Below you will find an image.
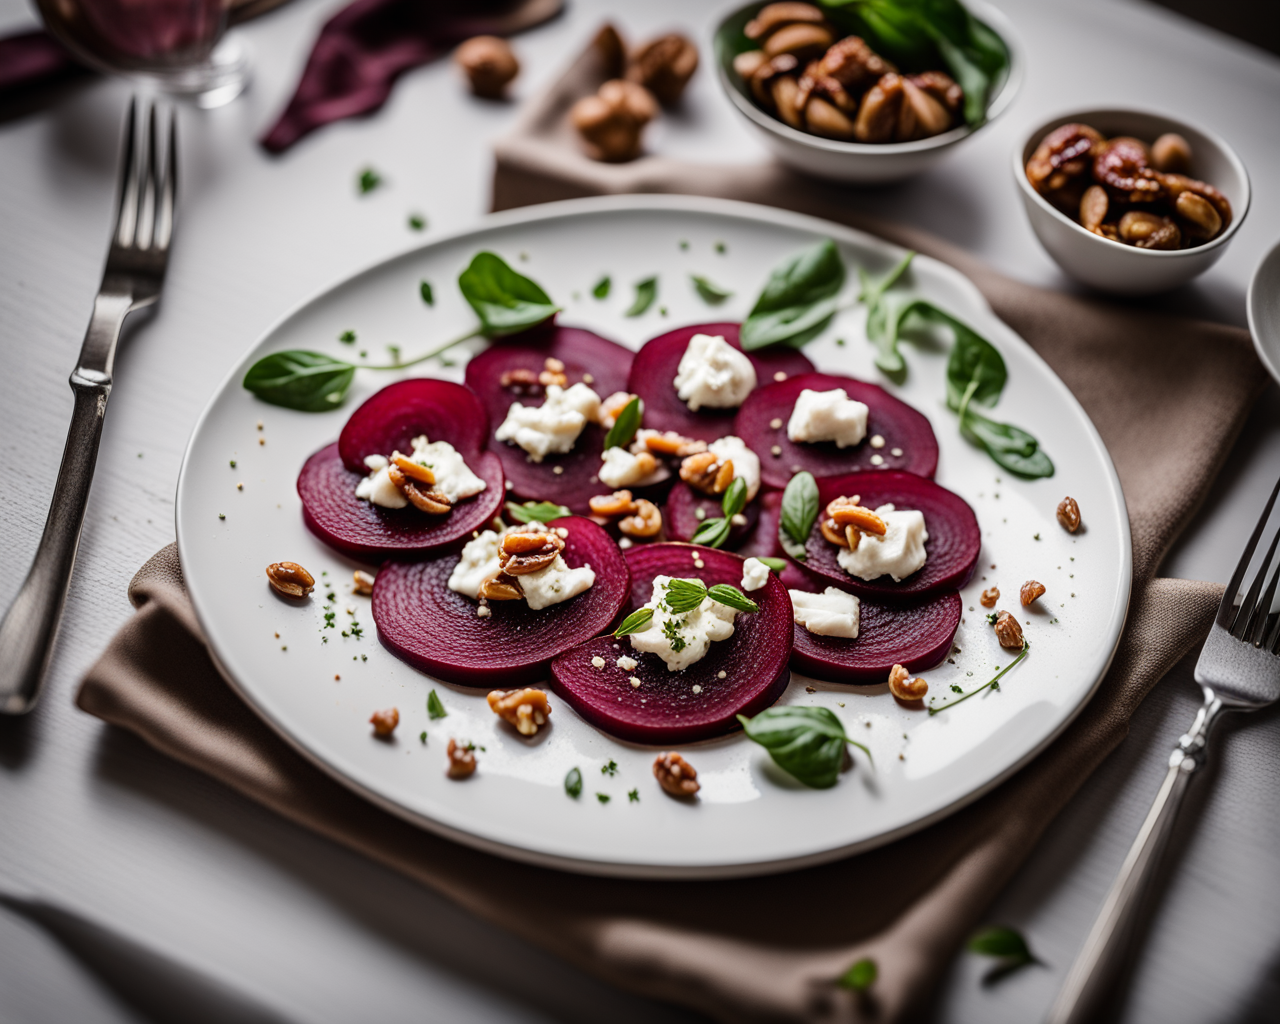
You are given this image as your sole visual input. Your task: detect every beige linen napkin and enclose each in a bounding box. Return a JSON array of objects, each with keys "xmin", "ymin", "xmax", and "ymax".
[{"xmin": 78, "ymin": 27, "xmax": 1266, "ymax": 1024}]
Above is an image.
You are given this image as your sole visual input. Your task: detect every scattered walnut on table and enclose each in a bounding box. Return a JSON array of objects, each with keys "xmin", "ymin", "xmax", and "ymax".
[
  {"xmin": 352, "ymin": 569, "xmax": 376, "ymax": 596},
  {"xmin": 447, "ymin": 738, "xmax": 477, "ymax": 779},
  {"xmin": 265, "ymin": 561, "xmax": 314, "ymax": 598},
  {"xmin": 888, "ymin": 663, "xmax": 928, "ymax": 702},
  {"xmin": 993, "ymin": 610, "xmax": 1024, "ymax": 649},
  {"xmin": 653, "ymin": 751, "xmax": 700, "ymax": 798},
  {"xmin": 370, "ymin": 707, "xmax": 399, "ymax": 738},
  {"xmin": 570, "ymin": 78, "xmax": 658, "ymax": 162},
  {"xmin": 487, "ymin": 687, "xmax": 552, "ymax": 737},
  {"xmin": 980, "ymin": 586, "xmax": 999, "ymax": 608},
  {"xmin": 1057, "ymin": 496, "xmax": 1081, "ymax": 533},
  {"xmin": 1020, "ymin": 580, "xmax": 1046, "ymax": 606},
  {"xmin": 627, "ymin": 33, "xmax": 699, "ymax": 106},
  {"xmin": 455, "ymin": 35, "xmax": 519, "ymax": 99}
]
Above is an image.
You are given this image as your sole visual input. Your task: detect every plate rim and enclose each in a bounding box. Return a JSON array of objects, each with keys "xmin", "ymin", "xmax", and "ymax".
[{"xmin": 175, "ymin": 193, "xmax": 1133, "ymax": 878}]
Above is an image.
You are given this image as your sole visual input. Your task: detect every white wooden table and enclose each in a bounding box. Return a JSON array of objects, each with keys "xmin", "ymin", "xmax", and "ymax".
[{"xmin": 2, "ymin": 0, "xmax": 1278, "ymax": 1021}]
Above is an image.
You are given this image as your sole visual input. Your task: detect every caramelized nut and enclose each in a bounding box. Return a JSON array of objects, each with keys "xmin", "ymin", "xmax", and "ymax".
[
  {"xmin": 745, "ymin": 2, "xmax": 825, "ymax": 41},
  {"xmin": 570, "ymin": 80, "xmax": 657, "ymax": 162},
  {"xmin": 598, "ymin": 391, "xmax": 638, "ymax": 428},
  {"xmin": 1020, "ymin": 580, "xmax": 1046, "ymax": 606},
  {"xmin": 680, "ymin": 451, "xmax": 733, "ymax": 495},
  {"xmin": 643, "ymin": 430, "xmax": 706, "ymax": 457},
  {"xmin": 733, "ymin": 49, "xmax": 769, "ymax": 79},
  {"xmin": 447, "ymin": 738, "xmax": 477, "ymax": 779},
  {"xmin": 499, "ymin": 367, "xmax": 540, "ymax": 391},
  {"xmin": 627, "ymin": 33, "xmax": 699, "ymax": 106},
  {"xmin": 479, "ymin": 573, "xmax": 523, "ymax": 601},
  {"xmin": 854, "ymin": 72, "xmax": 903, "ymax": 143},
  {"xmin": 980, "ymin": 586, "xmax": 999, "ymax": 608},
  {"xmin": 618, "ymin": 499, "xmax": 662, "ymax": 538},
  {"xmin": 370, "ymin": 707, "xmax": 399, "ymax": 737},
  {"xmin": 770, "ymin": 74, "xmax": 804, "ymax": 130},
  {"xmin": 589, "ymin": 490, "xmax": 638, "ymax": 517},
  {"xmin": 1057, "ymin": 496, "xmax": 1081, "ymax": 533},
  {"xmin": 653, "ymin": 751, "xmax": 700, "ymax": 797},
  {"xmin": 352, "ymin": 569, "xmax": 376, "ymax": 595},
  {"xmin": 829, "ymin": 503, "xmax": 887, "ymax": 536},
  {"xmin": 820, "ymin": 516, "xmax": 852, "ymax": 548},
  {"xmin": 487, "ymin": 687, "xmax": 552, "ymax": 736},
  {"xmin": 805, "ymin": 96, "xmax": 855, "ymax": 140},
  {"xmin": 387, "ymin": 465, "xmax": 453, "ymax": 514},
  {"xmin": 538, "ymin": 368, "xmax": 569, "ymax": 388},
  {"xmin": 888, "ymin": 663, "xmax": 928, "ymax": 701},
  {"xmin": 1175, "ymin": 191, "xmax": 1222, "ymax": 239},
  {"xmin": 266, "ymin": 561, "xmax": 315, "ymax": 598},
  {"xmin": 391, "ymin": 453, "xmax": 435, "ymax": 485},
  {"xmin": 456, "ymin": 35, "xmax": 518, "ymax": 98},
  {"xmin": 763, "ymin": 22, "xmax": 834, "ymax": 60},
  {"xmin": 1118, "ymin": 210, "xmax": 1180, "ymax": 250},
  {"xmin": 994, "ymin": 610, "xmax": 1024, "ymax": 649},
  {"xmin": 1151, "ymin": 132, "xmax": 1191, "ymax": 174},
  {"xmin": 499, "ymin": 527, "xmax": 563, "ymax": 575},
  {"xmin": 1080, "ymin": 185, "xmax": 1109, "ymax": 234}
]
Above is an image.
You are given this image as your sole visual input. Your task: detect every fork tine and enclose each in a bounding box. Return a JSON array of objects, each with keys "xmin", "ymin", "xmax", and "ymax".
[
  {"xmin": 1242, "ymin": 522, "xmax": 1280, "ymax": 643},
  {"xmin": 154, "ymin": 107, "xmax": 177, "ymax": 253},
  {"xmin": 137, "ymin": 101, "xmax": 158, "ymax": 251},
  {"xmin": 112, "ymin": 98, "xmax": 139, "ymax": 249},
  {"xmin": 1220, "ymin": 474, "xmax": 1280, "ymax": 631}
]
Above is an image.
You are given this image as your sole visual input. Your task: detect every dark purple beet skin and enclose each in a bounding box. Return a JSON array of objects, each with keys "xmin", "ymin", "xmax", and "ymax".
[
  {"xmin": 549, "ymin": 544, "xmax": 794, "ymax": 744},
  {"xmin": 663, "ymin": 482, "xmax": 759, "ymax": 548},
  {"xmin": 465, "ymin": 325, "xmax": 635, "ymax": 514},
  {"xmin": 797, "ymin": 471, "xmax": 981, "ymax": 602},
  {"xmin": 299, "ymin": 444, "xmax": 505, "ymax": 562},
  {"xmin": 336, "ymin": 378, "xmax": 490, "ymax": 472},
  {"xmin": 626, "ymin": 324, "xmax": 814, "ymax": 443},
  {"xmin": 372, "ymin": 517, "xmax": 630, "ymax": 687},
  {"xmin": 736, "ymin": 372, "xmax": 939, "ymax": 489}
]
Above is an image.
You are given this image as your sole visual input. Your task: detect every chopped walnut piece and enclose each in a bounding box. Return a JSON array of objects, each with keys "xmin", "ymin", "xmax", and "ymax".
[
  {"xmin": 265, "ymin": 561, "xmax": 315, "ymax": 598},
  {"xmin": 829, "ymin": 502, "xmax": 887, "ymax": 536},
  {"xmin": 387, "ymin": 465, "xmax": 453, "ymax": 514},
  {"xmin": 887, "ymin": 663, "xmax": 928, "ymax": 701},
  {"xmin": 1020, "ymin": 580, "xmax": 1046, "ymax": 606},
  {"xmin": 455, "ymin": 35, "xmax": 519, "ymax": 98},
  {"xmin": 370, "ymin": 707, "xmax": 399, "ymax": 737},
  {"xmin": 598, "ymin": 391, "xmax": 638, "ymax": 428},
  {"xmin": 352, "ymin": 569, "xmax": 376, "ymax": 595},
  {"xmin": 538, "ymin": 356, "xmax": 568, "ymax": 388},
  {"xmin": 627, "ymin": 33, "xmax": 699, "ymax": 106},
  {"xmin": 487, "ymin": 687, "xmax": 552, "ymax": 736},
  {"xmin": 653, "ymin": 751, "xmax": 700, "ymax": 797},
  {"xmin": 680, "ymin": 451, "xmax": 734, "ymax": 495},
  {"xmin": 619, "ymin": 498, "xmax": 662, "ymax": 538},
  {"xmin": 642, "ymin": 430, "xmax": 705, "ymax": 457},
  {"xmin": 479, "ymin": 572, "xmax": 523, "ymax": 601},
  {"xmin": 447, "ymin": 738, "xmax": 477, "ymax": 779},
  {"xmin": 499, "ymin": 525, "xmax": 565, "ymax": 575},
  {"xmin": 390, "ymin": 453, "xmax": 435, "ymax": 485},
  {"xmin": 980, "ymin": 586, "xmax": 999, "ymax": 608},
  {"xmin": 589, "ymin": 489, "xmax": 639, "ymax": 517},
  {"xmin": 1057, "ymin": 496, "xmax": 1081, "ymax": 533},
  {"xmin": 994, "ymin": 610, "xmax": 1024, "ymax": 649},
  {"xmin": 499, "ymin": 368, "xmax": 541, "ymax": 393}
]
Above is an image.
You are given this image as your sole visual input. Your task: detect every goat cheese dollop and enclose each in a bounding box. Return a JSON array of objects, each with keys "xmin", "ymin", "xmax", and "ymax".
[
  {"xmin": 837, "ymin": 504, "xmax": 928, "ymax": 582},
  {"xmin": 790, "ymin": 587, "xmax": 861, "ymax": 638},
  {"xmin": 708, "ymin": 435, "xmax": 761, "ymax": 501},
  {"xmin": 447, "ymin": 529, "xmax": 595, "ymax": 609},
  {"xmin": 673, "ymin": 334, "xmax": 757, "ymax": 412},
  {"xmin": 598, "ymin": 446, "xmax": 667, "ymax": 489},
  {"xmin": 495, "ymin": 383, "xmax": 601, "ymax": 462},
  {"xmin": 740, "ymin": 557, "xmax": 771, "ymax": 592},
  {"xmin": 787, "ymin": 388, "xmax": 870, "ymax": 448},
  {"xmin": 355, "ymin": 435, "xmax": 486, "ymax": 509},
  {"xmin": 627, "ymin": 575, "xmax": 739, "ymax": 671}
]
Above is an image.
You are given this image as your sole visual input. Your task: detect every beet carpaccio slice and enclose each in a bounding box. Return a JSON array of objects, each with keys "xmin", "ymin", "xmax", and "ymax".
[
  {"xmin": 337, "ymin": 377, "xmax": 490, "ymax": 472},
  {"xmin": 627, "ymin": 323, "xmax": 814, "ymax": 442},
  {"xmin": 796, "ymin": 471, "xmax": 980, "ymax": 602},
  {"xmin": 372, "ymin": 516, "xmax": 630, "ymax": 687},
  {"xmin": 735, "ymin": 490, "xmax": 816, "ymax": 591},
  {"xmin": 465, "ymin": 325, "xmax": 635, "ymax": 514},
  {"xmin": 736, "ymin": 372, "xmax": 939, "ymax": 489},
  {"xmin": 549, "ymin": 544, "xmax": 793, "ymax": 743},
  {"xmin": 663, "ymin": 482, "xmax": 759, "ymax": 548},
  {"xmin": 299, "ymin": 444, "xmax": 504, "ymax": 561}
]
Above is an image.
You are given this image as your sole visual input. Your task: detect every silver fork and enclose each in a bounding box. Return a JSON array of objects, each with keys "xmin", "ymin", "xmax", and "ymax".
[
  {"xmin": 0, "ymin": 98, "xmax": 177, "ymax": 715},
  {"xmin": 1047, "ymin": 475, "xmax": 1280, "ymax": 1024}
]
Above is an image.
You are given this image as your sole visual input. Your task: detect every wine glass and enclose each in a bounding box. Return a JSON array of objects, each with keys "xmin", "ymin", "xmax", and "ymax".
[{"xmin": 35, "ymin": 0, "xmax": 250, "ymax": 107}]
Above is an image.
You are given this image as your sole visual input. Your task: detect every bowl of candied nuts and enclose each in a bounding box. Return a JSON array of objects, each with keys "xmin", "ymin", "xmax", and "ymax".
[
  {"xmin": 1015, "ymin": 109, "xmax": 1250, "ymax": 295},
  {"xmin": 714, "ymin": 0, "xmax": 1023, "ymax": 184}
]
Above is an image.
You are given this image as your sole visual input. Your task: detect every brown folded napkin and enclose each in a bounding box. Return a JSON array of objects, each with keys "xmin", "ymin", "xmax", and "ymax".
[{"xmin": 78, "ymin": 28, "xmax": 1267, "ymax": 1024}]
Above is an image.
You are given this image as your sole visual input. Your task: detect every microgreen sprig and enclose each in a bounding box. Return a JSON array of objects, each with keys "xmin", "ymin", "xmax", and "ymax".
[{"xmin": 691, "ymin": 477, "xmax": 748, "ymax": 549}]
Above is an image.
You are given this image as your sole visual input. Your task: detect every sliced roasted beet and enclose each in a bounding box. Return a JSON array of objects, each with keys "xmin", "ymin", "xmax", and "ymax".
[
  {"xmin": 662, "ymin": 482, "xmax": 759, "ymax": 548},
  {"xmin": 626, "ymin": 323, "xmax": 814, "ymax": 442},
  {"xmin": 736, "ymin": 490, "xmax": 813, "ymax": 591},
  {"xmin": 464, "ymin": 325, "xmax": 636, "ymax": 514},
  {"xmin": 549, "ymin": 544, "xmax": 793, "ymax": 744},
  {"xmin": 372, "ymin": 516, "xmax": 630, "ymax": 687},
  {"xmin": 736, "ymin": 372, "xmax": 938, "ymax": 490},
  {"xmin": 790, "ymin": 590, "xmax": 962, "ymax": 685},
  {"xmin": 299, "ymin": 443, "xmax": 505, "ymax": 561},
  {"xmin": 337, "ymin": 378, "xmax": 490, "ymax": 472},
  {"xmin": 797, "ymin": 471, "xmax": 980, "ymax": 602}
]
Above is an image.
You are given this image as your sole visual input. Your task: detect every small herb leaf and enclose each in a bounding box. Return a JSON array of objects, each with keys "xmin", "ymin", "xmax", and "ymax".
[
  {"xmin": 691, "ymin": 517, "xmax": 732, "ymax": 549},
  {"xmin": 664, "ymin": 579, "xmax": 708, "ymax": 614},
  {"xmin": 565, "ymin": 767, "xmax": 583, "ymax": 798},
  {"xmin": 706, "ymin": 584, "xmax": 758, "ymax": 614},
  {"xmin": 968, "ymin": 926, "xmax": 1032, "ymax": 960},
  {"xmin": 505, "ymin": 500, "xmax": 570, "ymax": 524},
  {"xmin": 614, "ymin": 608, "xmax": 654, "ymax": 638},
  {"xmin": 357, "ymin": 167, "xmax": 382, "ymax": 194},
  {"xmin": 960, "ymin": 410, "xmax": 1055, "ymax": 478},
  {"xmin": 626, "ymin": 276, "xmax": 658, "ymax": 317},
  {"xmin": 242, "ymin": 351, "xmax": 355, "ymax": 412},
  {"xmin": 738, "ymin": 706, "xmax": 864, "ymax": 789},
  {"xmin": 838, "ymin": 958, "xmax": 878, "ymax": 992},
  {"xmin": 741, "ymin": 239, "xmax": 845, "ymax": 350},
  {"xmin": 427, "ymin": 690, "xmax": 447, "ymax": 719},
  {"xmin": 780, "ymin": 471, "xmax": 819, "ymax": 551},
  {"xmin": 419, "ymin": 280, "xmax": 434, "ymax": 306},
  {"xmin": 458, "ymin": 251, "xmax": 560, "ymax": 337},
  {"xmin": 690, "ymin": 274, "xmax": 733, "ymax": 304},
  {"xmin": 758, "ymin": 556, "xmax": 787, "ymax": 573},
  {"xmin": 592, "ymin": 275, "xmax": 611, "ymax": 299},
  {"xmin": 721, "ymin": 477, "xmax": 748, "ymax": 519},
  {"xmin": 603, "ymin": 397, "xmax": 642, "ymax": 450}
]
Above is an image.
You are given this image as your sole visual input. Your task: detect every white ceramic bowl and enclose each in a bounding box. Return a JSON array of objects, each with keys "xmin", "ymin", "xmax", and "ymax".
[
  {"xmin": 1247, "ymin": 237, "xmax": 1280, "ymax": 385},
  {"xmin": 713, "ymin": 0, "xmax": 1023, "ymax": 185},
  {"xmin": 1014, "ymin": 109, "xmax": 1250, "ymax": 296}
]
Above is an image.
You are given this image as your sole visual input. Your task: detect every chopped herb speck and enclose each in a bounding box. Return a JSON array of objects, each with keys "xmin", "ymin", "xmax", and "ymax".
[
  {"xmin": 419, "ymin": 731, "xmax": 427, "ymax": 744},
  {"xmin": 602, "ymin": 759, "xmax": 618, "ymax": 776},
  {"xmin": 218, "ymin": 513, "xmax": 225, "ymax": 520},
  {"xmin": 597, "ymin": 793, "xmax": 610, "ymax": 804},
  {"xmin": 357, "ymin": 168, "xmax": 382, "ymax": 194},
  {"xmin": 628, "ymin": 789, "xmax": 639, "ymax": 802},
  {"xmin": 408, "ymin": 213, "xmax": 426, "ymax": 231},
  {"xmin": 339, "ymin": 330, "xmax": 356, "ymax": 343},
  {"xmin": 420, "ymin": 280, "xmax": 434, "ymax": 305}
]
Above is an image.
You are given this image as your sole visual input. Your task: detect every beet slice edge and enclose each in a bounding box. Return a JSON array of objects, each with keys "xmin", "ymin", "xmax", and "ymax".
[
  {"xmin": 549, "ymin": 544, "xmax": 793, "ymax": 744},
  {"xmin": 736, "ymin": 372, "xmax": 939, "ymax": 489},
  {"xmin": 337, "ymin": 378, "xmax": 490, "ymax": 473},
  {"xmin": 372, "ymin": 516, "xmax": 630, "ymax": 687},
  {"xmin": 627, "ymin": 323, "xmax": 814, "ymax": 443}
]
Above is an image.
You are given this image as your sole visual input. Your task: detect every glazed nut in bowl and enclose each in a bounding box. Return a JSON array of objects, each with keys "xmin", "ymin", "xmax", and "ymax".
[
  {"xmin": 713, "ymin": 0, "xmax": 1023, "ymax": 184},
  {"xmin": 1014, "ymin": 108, "xmax": 1250, "ymax": 296}
]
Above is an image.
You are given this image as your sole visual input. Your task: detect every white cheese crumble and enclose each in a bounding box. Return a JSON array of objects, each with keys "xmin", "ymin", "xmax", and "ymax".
[
  {"xmin": 447, "ymin": 530, "xmax": 502, "ymax": 599},
  {"xmin": 787, "ymin": 388, "xmax": 869, "ymax": 449},
  {"xmin": 741, "ymin": 557, "xmax": 770, "ymax": 592},
  {"xmin": 673, "ymin": 334, "xmax": 757, "ymax": 411},
  {"xmin": 837, "ymin": 504, "xmax": 928, "ymax": 582},
  {"xmin": 494, "ymin": 383, "xmax": 601, "ymax": 462},
  {"xmin": 616, "ymin": 655, "xmax": 637, "ymax": 671},
  {"xmin": 598, "ymin": 446, "xmax": 667, "ymax": 489},
  {"xmin": 591, "ymin": 656, "xmax": 606, "ymax": 669},
  {"xmin": 627, "ymin": 575, "xmax": 739, "ymax": 671},
  {"xmin": 790, "ymin": 587, "xmax": 861, "ymax": 638},
  {"xmin": 355, "ymin": 435, "xmax": 487, "ymax": 509},
  {"xmin": 446, "ymin": 529, "xmax": 595, "ymax": 609},
  {"xmin": 708, "ymin": 435, "xmax": 761, "ymax": 501}
]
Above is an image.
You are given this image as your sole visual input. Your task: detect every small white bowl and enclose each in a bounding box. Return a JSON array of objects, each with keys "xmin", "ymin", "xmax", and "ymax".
[
  {"xmin": 1014, "ymin": 109, "xmax": 1250, "ymax": 296},
  {"xmin": 1247, "ymin": 237, "xmax": 1280, "ymax": 385},
  {"xmin": 713, "ymin": 0, "xmax": 1024, "ymax": 185}
]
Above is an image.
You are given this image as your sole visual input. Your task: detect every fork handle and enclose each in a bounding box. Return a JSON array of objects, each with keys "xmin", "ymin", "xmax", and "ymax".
[{"xmin": 1045, "ymin": 690, "xmax": 1224, "ymax": 1024}]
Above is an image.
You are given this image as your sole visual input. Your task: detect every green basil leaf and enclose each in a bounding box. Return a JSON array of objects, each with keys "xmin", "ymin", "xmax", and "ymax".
[
  {"xmin": 664, "ymin": 578, "xmax": 708, "ymax": 614},
  {"xmin": 838, "ymin": 957, "xmax": 878, "ymax": 992},
  {"xmin": 458, "ymin": 251, "xmax": 560, "ymax": 337},
  {"xmin": 603, "ymin": 396, "xmax": 642, "ymax": 450},
  {"xmin": 691, "ymin": 516, "xmax": 732, "ymax": 550},
  {"xmin": 757, "ymin": 556, "xmax": 787, "ymax": 573},
  {"xmin": 690, "ymin": 274, "xmax": 733, "ymax": 304},
  {"xmin": 737, "ymin": 706, "xmax": 852, "ymax": 789},
  {"xmin": 740, "ymin": 239, "xmax": 845, "ymax": 350},
  {"xmin": 942, "ymin": 315, "xmax": 1007, "ymax": 412},
  {"xmin": 614, "ymin": 608, "xmax": 654, "ymax": 637},
  {"xmin": 564, "ymin": 767, "xmax": 583, "ymax": 799},
  {"xmin": 592, "ymin": 275, "xmax": 611, "ymax": 299},
  {"xmin": 242, "ymin": 350, "xmax": 355, "ymax": 412},
  {"xmin": 778, "ymin": 528, "xmax": 807, "ymax": 562},
  {"xmin": 961, "ymin": 409, "xmax": 1055, "ymax": 478},
  {"xmin": 706, "ymin": 584, "xmax": 758, "ymax": 614},
  {"xmin": 968, "ymin": 926, "xmax": 1032, "ymax": 961},
  {"xmin": 857, "ymin": 250, "xmax": 915, "ymax": 306},
  {"xmin": 625, "ymin": 276, "xmax": 658, "ymax": 317},
  {"xmin": 721, "ymin": 477, "xmax": 748, "ymax": 519},
  {"xmin": 427, "ymin": 690, "xmax": 447, "ymax": 719},
  {"xmin": 780, "ymin": 471, "xmax": 819, "ymax": 549},
  {"xmin": 505, "ymin": 500, "xmax": 571, "ymax": 524},
  {"xmin": 419, "ymin": 280, "xmax": 434, "ymax": 306}
]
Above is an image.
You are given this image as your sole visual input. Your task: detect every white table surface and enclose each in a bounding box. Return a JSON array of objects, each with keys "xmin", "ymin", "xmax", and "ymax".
[{"xmin": 1, "ymin": 0, "xmax": 1279, "ymax": 1021}]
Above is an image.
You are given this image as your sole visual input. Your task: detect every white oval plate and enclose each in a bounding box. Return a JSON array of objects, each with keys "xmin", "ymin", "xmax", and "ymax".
[{"xmin": 176, "ymin": 196, "xmax": 1130, "ymax": 879}]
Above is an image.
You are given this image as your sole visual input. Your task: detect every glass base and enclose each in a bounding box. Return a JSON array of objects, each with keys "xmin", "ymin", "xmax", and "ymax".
[{"xmin": 138, "ymin": 34, "xmax": 250, "ymax": 108}]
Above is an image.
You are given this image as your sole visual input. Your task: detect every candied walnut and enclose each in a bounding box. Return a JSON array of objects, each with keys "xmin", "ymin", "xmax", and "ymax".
[
  {"xmin": 1021, "ymin": 580, "xmax": 1046, "ymax": 606},
  {"xmin": 897, "ymin": 77, "xmax": 951, "ymax": 141},
  {"xmin": 1118, "ymin": 211, "xmax": 1180, "ymax": 250},
  {"xmin": 745, "ymin": 2, "xmax": 826, "ymax": 41},
  {"xmin": 854, "ymin": 72, "xmax": 903, "ymax": 144},
  {"xmin": 680, "ymin": 451, "xmax": 734, "ymax": 495},
  {"xmin": 1057, "ymin": 496, "xmax": 1081, "ymax": 533},
  {"xmin": 1079, "ymin": 185, "xmax": 1109, "ymax": 234},
  {"xmin": 888, "ymin": 663, "xmax": 928, "ymax": 701},
  {"xmin": 589, "ymin": 489, "xmax": 638, "ymax": 517},
  {"xmin": 819, "ymin": 515, "xmax": 856, "ymax": 549},
  {"xmin": 352, "ymin": 569, "xmax": 376, "ymax": 595},
  {"xmin": 980, "ymin": 586, "xmax": 999, "ymax": 608},
  {"xmin": 618, "ymin": 498, "xmax": 662, "ymax": 538},
  {"xmin": 815, "ymin": 35, "xmax": 896, "ymax": 91},
  {"xmin": 455, "ymin": 35, "xmax": 519, "ymax": 99},
  {"xmin": 447, "ymin": 738, "xmax": 477, "ymax": 779},
  {"xmin": 487, "ymin": 687, "xmax": 552, "ymax": 736},
  {"xmin": 653, "ymin": 751, "xmax": 700, "ymax": 797},
  {"xmin": 479, "ymin": 572, "xmax": 523, "ymax": 601},
  {"xmin": 770, "ymin": 73, "xmax": 805, "ymax": 130},
  {"xmin": 387, "ymin": 465, "xmax": 452, "ymax": 514},
  {"xmin": 391, "ymin": 453, "xmax": 435, "ymax": 485},
  {"xmin": 499, "ymin": 526, "xmax": 564, "ymax": 575},
  {"xmin": 1026, "ymin": 123, "xmax": 1104, "ymax": 198},
  {"xmin": 1094, "ymin": 137, "xmax": 1163, "ymax": 203},
  {"xmin": 370, "ymin": 707, "xmax": 399, "ymax": 738},
  {"xmin": 829, "ymin": 501, "xmax": 886, "ymax": 536},
  {"xmin": 763, "ymin": 22, "xmax": 834, "ymax": 60},
  {"xmin": 570, "ymin": 79, "xmax": 658, "ymax": 162},
  {"xmin": 642, "ymin": 430, "xmax": 706, "ymax": 457},
  {"xmin": 500, "ymin": 367, "xmax": 541, "ymax": 392},
  {"xmin": 265, "ymin": 561, "xmax": 314, "ymax": 598},
  {"xmin": 994, "ymin": 610, "xmax": 1024, "ymax": 649},
  {"xmin": 806, "ymin": 96, "xmax": 855, "ymax": 140},
  {"xmin": 1174, "ymin": 191, "xmax": 1222, "ymax": 239},
  {"xmin": 908, "ymin": 71, "xmax": 962, "ymax": 115},
  {"xmin": 627, "ymin": 33, "xmax": 699, "ymax": 106}
]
